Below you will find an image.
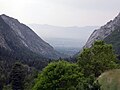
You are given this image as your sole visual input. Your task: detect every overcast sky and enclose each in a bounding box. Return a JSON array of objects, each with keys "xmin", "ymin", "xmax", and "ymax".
[{"xmin": 0, "ymin": 0, "xmax": 120, "ymax": 27}]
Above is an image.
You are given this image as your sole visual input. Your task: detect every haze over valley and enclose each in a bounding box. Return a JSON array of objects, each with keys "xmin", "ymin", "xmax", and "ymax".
[{"xmin": 29, "ymin": 24, "xmax": 98, "ymax": 56}]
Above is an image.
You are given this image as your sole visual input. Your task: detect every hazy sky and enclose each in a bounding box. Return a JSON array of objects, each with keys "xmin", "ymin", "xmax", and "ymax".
[{"xmin": 0, "ymin": 0, "xmax": 120, "ymax": 26}]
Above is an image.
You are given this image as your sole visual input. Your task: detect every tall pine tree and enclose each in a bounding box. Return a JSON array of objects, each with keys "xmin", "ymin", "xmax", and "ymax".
[{"xmin": 10, "ymin": 63, "xmax": 26, "ymax": 90}]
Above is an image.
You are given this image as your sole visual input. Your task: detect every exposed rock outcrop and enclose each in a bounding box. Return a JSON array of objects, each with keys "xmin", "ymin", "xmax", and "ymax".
[
  {"xmin": 84, "ymin": 13, "xmax": 120, "ymax": 48},
  {"xmin": 0, "ymin": 14, "xmax": 64, "ymax": 59}
]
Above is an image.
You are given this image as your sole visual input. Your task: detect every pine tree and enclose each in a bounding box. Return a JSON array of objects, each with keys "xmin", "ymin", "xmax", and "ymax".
[{"xmin": 10, "ymin": 63, "xmax": 26, "ymax": 90}]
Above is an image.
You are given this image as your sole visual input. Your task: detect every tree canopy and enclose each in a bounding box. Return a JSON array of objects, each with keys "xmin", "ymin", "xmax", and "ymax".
[
  {"xmin": 10, "ymin": 63, "xmax": 26, "ymax": 90},
  {"xmin": 32, "ymin": 61, "xmax": 86, "ymax": 90},
  {"xmin": 78, "ymin": 40, "xmax": 119, "ymax": 77}
]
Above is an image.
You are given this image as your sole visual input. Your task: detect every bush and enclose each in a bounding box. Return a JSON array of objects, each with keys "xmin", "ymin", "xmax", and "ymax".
[{"xmin": 32, "ymin": 61, "xmax": 86, "ymax": 90}]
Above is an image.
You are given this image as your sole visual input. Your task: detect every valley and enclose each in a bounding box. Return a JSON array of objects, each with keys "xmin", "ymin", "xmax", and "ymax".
[
  {"xmin": 29, "ymin": 24, "xmax": 98, "ymax": 56},
  {"xmin": 0, "ymin": 0, "xmax": 120, "ymax": 89},
  {"xmin": 0, "ymin": 13, "xmax": 120, "ymax": 90}
]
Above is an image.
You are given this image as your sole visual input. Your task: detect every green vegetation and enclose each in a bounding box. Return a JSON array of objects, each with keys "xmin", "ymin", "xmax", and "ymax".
[
  {"xmin": 32, "ymin": 41, "xmax": 119, "ymax": 90},
  {"xmin": 10, "ymin": 63, "xmax": 26, "ymax": 90},
  {"xmin": 32, "ymin": 61, "xmax": 86, "ymax": 90},
  {"xmin": 0, "ymin": 40, "xmax": 120, "ymax": 90},
  {"xmin": 78, "ymin": 40, "xmax": 118, "ymax": 77},
  {"xmin": 104, "ymin": 26, "xmax": 120, "ymax": 54},
  {"xmin": 0, "ymin": 62, "xmax": 38, "ymax": 90}
]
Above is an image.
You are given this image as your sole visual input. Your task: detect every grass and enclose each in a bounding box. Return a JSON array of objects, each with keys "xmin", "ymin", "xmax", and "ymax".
[{"xmin": 98, "ymin": 69, "xmax": 120, "ymax": 90}]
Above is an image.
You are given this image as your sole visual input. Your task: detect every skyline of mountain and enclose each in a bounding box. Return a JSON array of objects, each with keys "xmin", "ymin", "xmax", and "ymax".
[
  {"xmin": 29, "ymin": 24, "xmax": 98, "ymax": 48},
  {"xmin": 29, "ymin": 24, "xmax": 98, "ymax": 56},
  {"xmin": 84, "ymin": 13, "xmax": 120, "ymax": 48},
  {"xmin": 0, "ymin": 14, "xmax": 65, "ymax": 59},
  {"xmin": 84, "ymin": 12, "xmax": 120, "ymax": 54}
]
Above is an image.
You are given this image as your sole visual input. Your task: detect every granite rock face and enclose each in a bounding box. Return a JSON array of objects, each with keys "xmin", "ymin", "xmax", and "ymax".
[
  {"xmin": 84, "ymin": 13, "xmax": 120, "ymax": 48},
  {"xmin": 0, "ymin": 14, "xmax": 64, "ymax": 59}
]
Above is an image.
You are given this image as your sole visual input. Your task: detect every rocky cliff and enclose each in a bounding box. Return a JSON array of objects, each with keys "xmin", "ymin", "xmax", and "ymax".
[
  {"xmin": 0, "ymin": 14, "xmax": 64, "ymax": 59},
  {"xmin": 84, "ymin": 13, "xmax": 120, "ymax": 48}
]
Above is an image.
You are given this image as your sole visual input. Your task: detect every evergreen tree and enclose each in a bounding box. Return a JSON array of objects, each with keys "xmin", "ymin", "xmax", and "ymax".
[
  {"xmin": 0, "ymin": 61, "xmax": 6, "ymax": 90},
  {"xmin": 0, "ymin": 65, "xmax": 4, "ymax": 90},
  {"xmin": 10, "ymin": 63, "xmax": 26, "ymax": 90},
  {"xmin": 78, "ymin": 40, "xmax": 118, "ymax": 77}
]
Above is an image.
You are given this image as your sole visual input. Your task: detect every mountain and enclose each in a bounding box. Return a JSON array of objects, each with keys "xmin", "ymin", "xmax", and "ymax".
[
  {"xmin": 84, "ymin": 13, "xmax": 120, "ymax": 54},
  {"xmin": 0, "ymin": 14, "xmax": 64, "ymax": 59},
  {"xmin": 28, "ymin": 24, "xmax": 98, "ymax": 56}
]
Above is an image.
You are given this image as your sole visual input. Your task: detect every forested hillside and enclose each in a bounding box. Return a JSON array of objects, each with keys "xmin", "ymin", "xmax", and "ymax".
[{"xmin": 1, "ymin": 41, "xmax": 119, "ymax": 90}]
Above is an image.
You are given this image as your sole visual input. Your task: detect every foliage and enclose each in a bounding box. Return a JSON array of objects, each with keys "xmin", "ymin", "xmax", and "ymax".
[
  {"xmin": 0, "ymin": 46, "xmax": 49, "ymax": 90},
  {"xmin": 9, "ymin": 63, "xmax": 26, "ymax": 90},
  {"xmin": 104, "ymin": 26, "xmax": 120, "ymax": 54},
  {"xmin": 0, "ymin": 40, "xmax": 120, "ymax": 90},
  {"xmin": 78, "ymin": 40, "xmax": 119, "ymax": 77},
  {"xmin": 24, "ymin": 66, "xmax": 38, "ymax": 90},
  {"xmin": 32, "ymin": 61, "xmax": 86, "ymax": 90},
  {"xmin": 0, "ymin": 61, "xmax": 6, "ymax": 90}
]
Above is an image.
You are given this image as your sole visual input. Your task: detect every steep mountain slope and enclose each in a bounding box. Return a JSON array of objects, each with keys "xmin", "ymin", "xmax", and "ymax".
[
  {"xmin": 0, "ymin": 14, "xmax": 64, "ymax": 59},
  {"xmin": 84, "ymin": 13, "xmax": 120, "ymax": 54},
  {"xmin": 104, "ymin": 26, "xmax": 120, "ymax": 54}
]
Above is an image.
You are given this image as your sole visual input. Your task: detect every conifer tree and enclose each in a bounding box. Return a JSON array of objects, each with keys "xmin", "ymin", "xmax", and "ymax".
[{"xmin": 10, "ymin": 63, "xmax": 26, "ymax": 90}]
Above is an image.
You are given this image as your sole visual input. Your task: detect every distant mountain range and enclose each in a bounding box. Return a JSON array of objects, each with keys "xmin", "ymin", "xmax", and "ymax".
[
  {"xmin": 28, "ymin": 24, "xmax": 98, "ymax": 56},
  {"xmin": 84, "ymin": 13, "xmax": 120, "ymax": 54},
  {"xmin": 0, "ymin": 14, "xmax": 65, "ymax": 59}
]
